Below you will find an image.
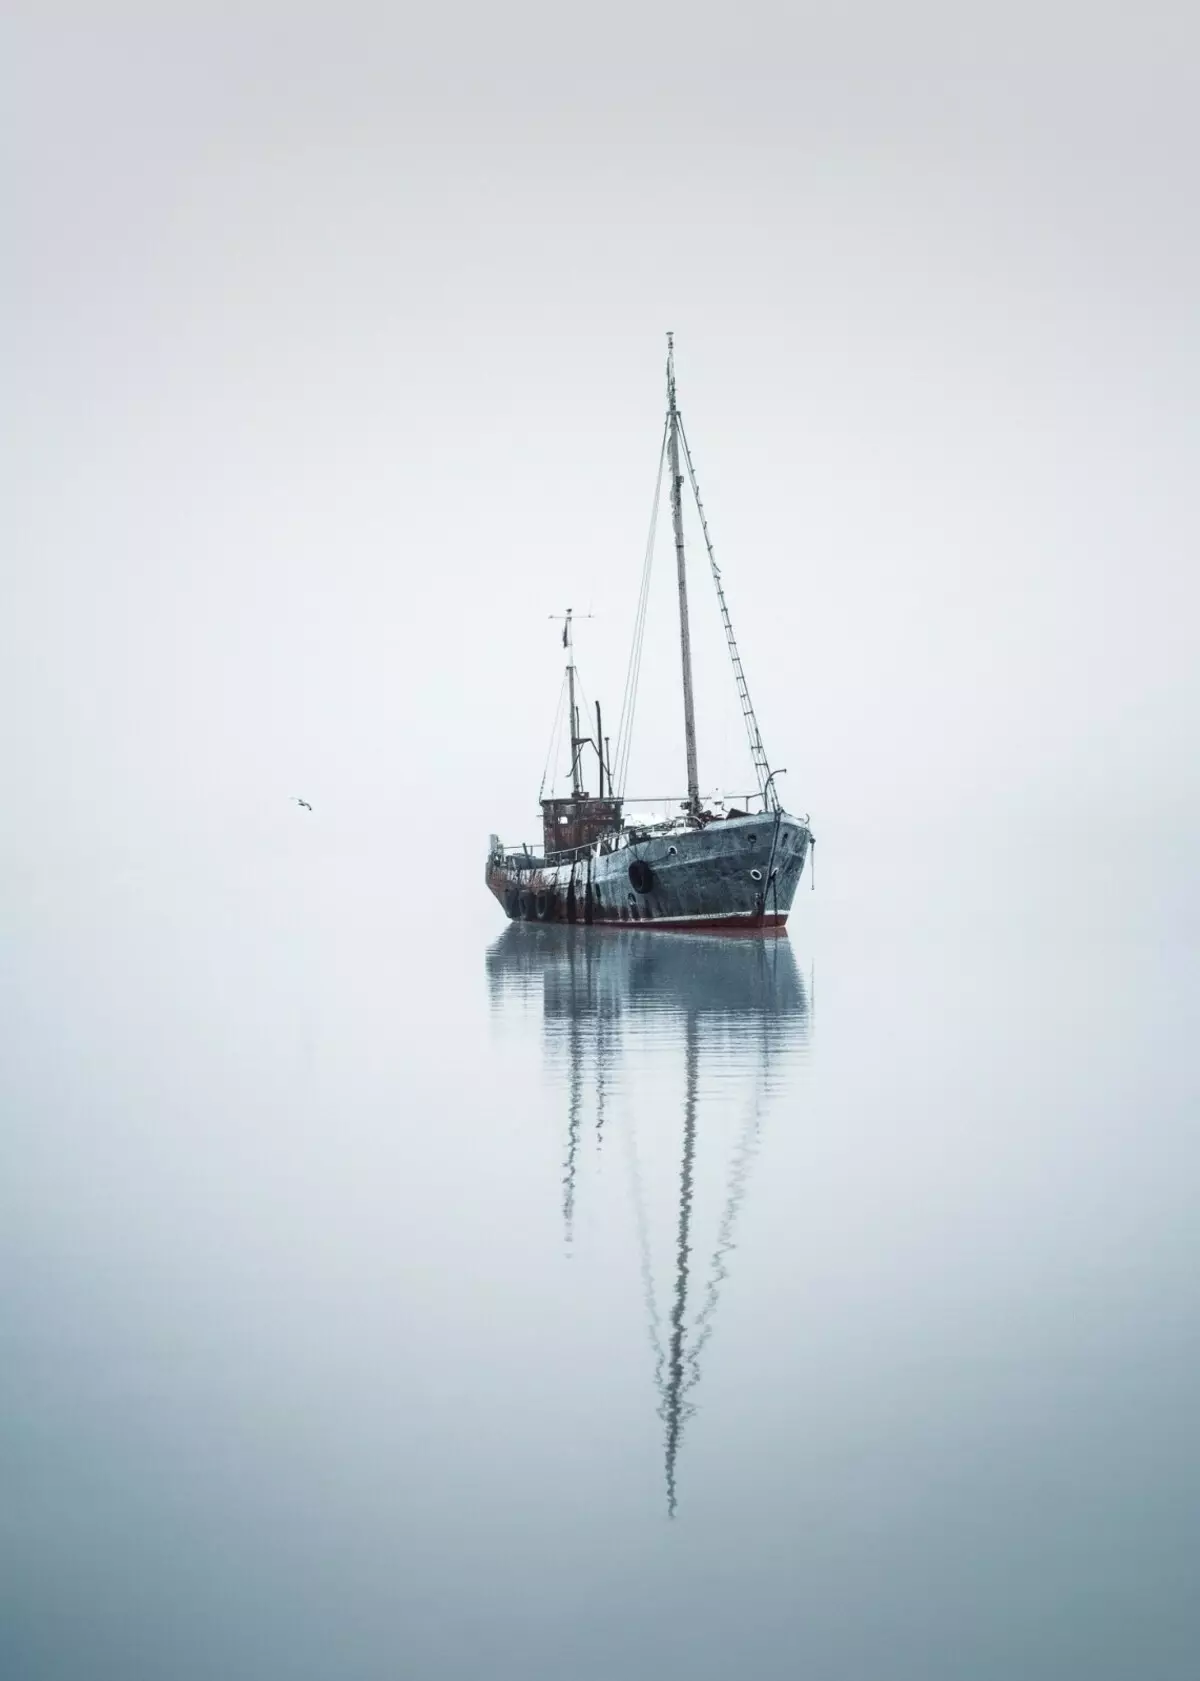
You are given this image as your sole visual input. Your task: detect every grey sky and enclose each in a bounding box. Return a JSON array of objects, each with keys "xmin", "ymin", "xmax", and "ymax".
[{"xmin": 5, "ymin": 6, "xmax": 1196, "ymax": 913}]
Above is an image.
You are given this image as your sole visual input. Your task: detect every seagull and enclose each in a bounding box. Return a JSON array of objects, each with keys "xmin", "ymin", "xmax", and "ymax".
[{"xmin": 293, "ymin": 797, "xmax": 313, "ymax": 812}]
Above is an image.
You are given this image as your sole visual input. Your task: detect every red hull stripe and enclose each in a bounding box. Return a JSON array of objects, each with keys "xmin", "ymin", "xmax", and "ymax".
[{"xmin": 599, "ymin": 915, "xmax": 786, "ymax": 932}]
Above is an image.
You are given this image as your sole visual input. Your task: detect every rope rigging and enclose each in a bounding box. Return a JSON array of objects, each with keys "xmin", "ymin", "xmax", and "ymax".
[
  {"xmin": 612, "ymin": 403, "xmax": 777, "ymax": 811},
  {"xmin": 614, "ymin": 417, "xmax": 669, "ymax": 798},
  {"xmin": 538, "ymin": 670, "xmax": 569, "ymax": 802},
  {"xmin": 555, "ymin": 342, "xmax": 781, "ymax": 818},
  {"xmin": 677, "ymin": 416, "xmax": 776, "ymax": 810},
  {"xmin": 572, "ymin": 665, "xmax": 593, "ymax": 789}
]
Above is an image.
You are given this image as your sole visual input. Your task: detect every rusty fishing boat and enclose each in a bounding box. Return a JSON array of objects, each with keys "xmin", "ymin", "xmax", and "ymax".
[{"xmin": 486, "ymin": 336, "xmax": 812, "ymax": 931}]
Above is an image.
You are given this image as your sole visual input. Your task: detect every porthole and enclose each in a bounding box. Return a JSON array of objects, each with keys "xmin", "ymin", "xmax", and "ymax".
[
  {"xmin": 746, "ymin": 833, "xmax": 757, "ymax": 847},
  {"xmin": 750, "ymin": 868, "xmax": 763, "ymax": 882},
  {"xmin": 667, "ymin": 845, "xmax": 678, "ymax": 857}
]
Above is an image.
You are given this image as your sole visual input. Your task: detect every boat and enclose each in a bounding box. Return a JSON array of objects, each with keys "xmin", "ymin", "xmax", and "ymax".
[{"xmin": 486, "ymin": 335, "xmax": 813, "ymax": 931}]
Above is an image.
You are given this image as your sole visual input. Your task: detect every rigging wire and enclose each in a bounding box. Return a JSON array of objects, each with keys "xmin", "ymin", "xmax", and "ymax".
[
  {"xmin": 538, "ymin": 670, "xmax": 569, "ymax": 802},
  {"xmin": 621, "ymin": 1109, "xmax": 666, "ymax": 1377},
  {"xmin": 677, "ymin": 416, "xmax": 776, "ymax": 809},
  {"xmin": 572, "ymin": 666, "xmax": 593, "ymax": 790},
  {"xmin": 685, "ymin": 944, "xmax": 778, "ymax": 1393},
  {"xmin": 682, "ymin": 1085, "xmax": 766, "ymax": 1393},
  {"xmin": 614, "ymin": 417, "xmax": 669, "ymax": 798}
]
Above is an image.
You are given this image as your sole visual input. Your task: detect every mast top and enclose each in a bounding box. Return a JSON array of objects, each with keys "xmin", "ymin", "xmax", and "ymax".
[
  {"xmin": 666, "ymin": 331, "xmax": 677, "ymax": 415},
  {"xmin": 550, "ymin": 606, "xmax": 592, "ymax": 659}
]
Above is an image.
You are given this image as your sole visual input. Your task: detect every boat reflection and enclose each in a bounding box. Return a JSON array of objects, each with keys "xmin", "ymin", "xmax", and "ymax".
[{"xmin": 486, "ymin": 926, "xmax": 810, "ymax": 1516}]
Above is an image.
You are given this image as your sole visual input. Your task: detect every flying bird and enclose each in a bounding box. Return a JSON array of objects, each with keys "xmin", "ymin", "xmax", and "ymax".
[{"xmin": 294, "ymin": 797, "xmax": 313, "ymax": 812}]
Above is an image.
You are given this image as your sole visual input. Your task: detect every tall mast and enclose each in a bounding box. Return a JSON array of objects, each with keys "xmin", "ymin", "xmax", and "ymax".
[{"xmin": 667, "ymin": 334, "xmax": 700, "ymax": 816}]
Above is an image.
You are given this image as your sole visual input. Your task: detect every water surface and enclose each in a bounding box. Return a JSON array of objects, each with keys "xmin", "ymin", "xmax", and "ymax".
[{"xmin": 2, "ymin": 857, "xmax": 1196, "ymax": 1678}]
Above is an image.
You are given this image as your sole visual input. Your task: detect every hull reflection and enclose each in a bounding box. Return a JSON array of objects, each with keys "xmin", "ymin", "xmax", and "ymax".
[
  {"xmin": 486, "ymin": 924, "xmax": 808, "ymax": 1026},
  {"xmin": 487, "ymin": 926, "xmax": 811, "ymax": 1516}
]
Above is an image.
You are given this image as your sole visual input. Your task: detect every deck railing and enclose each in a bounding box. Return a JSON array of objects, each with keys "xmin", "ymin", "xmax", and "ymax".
[{"xmin": 490, "ymin": 789, "xmax": 776, "ymax": 868}]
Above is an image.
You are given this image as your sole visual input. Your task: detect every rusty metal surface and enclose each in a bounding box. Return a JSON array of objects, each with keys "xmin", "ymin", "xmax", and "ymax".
[
  {"xmin": 540, "ymin": 796, "xmax": 624, "ymax": 858},
  {"xmin": 486, "ymin": 813, "xmax": 810, "ymax": 930}
]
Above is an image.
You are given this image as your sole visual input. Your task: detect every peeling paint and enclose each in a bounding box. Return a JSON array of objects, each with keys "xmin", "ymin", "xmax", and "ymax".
[{"xmin": 487, "ymin": 813, "xmax": 810, "ymax": 931}]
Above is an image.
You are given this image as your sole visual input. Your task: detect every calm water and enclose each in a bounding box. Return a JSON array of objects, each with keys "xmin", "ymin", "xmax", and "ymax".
[{"xmin": 2, "ymin": 848, "xmax": 1197, "ymax": 1678}]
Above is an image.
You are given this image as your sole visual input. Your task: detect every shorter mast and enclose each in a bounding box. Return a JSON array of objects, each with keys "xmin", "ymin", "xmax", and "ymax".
[
  {"xmin": 667, "ymin": 334, "xmax": 701, "ymax": 817},
  {"xmin": 564, "ymin": 607, "xmax": 583, "ymax": 798}
]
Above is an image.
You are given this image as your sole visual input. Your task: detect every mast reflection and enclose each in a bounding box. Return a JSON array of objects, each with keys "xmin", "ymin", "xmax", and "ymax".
[
  {"xmin": 486, "ymin": 926, "xmax": 810, "ymax": 1515},
  {"xmin": 664, "ymin": 1010, "xmax": 699, "ymax": 1517}
]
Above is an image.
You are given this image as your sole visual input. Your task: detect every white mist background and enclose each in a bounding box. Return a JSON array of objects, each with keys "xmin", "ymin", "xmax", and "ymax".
[
  {"xmin": 4, "ymin": 6, "xmax": 1197, "ymax": 941},
  {"xmin": 4, "ymin": 17, "xmax": 1199, "ymax": 1680}
]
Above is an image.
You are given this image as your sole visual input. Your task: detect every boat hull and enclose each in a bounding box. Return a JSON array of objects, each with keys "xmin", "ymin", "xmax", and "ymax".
[{"xmin": 486, "ymin": 813, "xmax": 810, "ymax": 931}]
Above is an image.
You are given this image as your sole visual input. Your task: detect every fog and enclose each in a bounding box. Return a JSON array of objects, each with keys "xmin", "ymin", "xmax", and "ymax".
[
  {"xmin": 5, "ymin": 4, "xmax": 1196, "ymax": 941},
  {"xmin": 4, "ymin": 12, "xmax": 1199, "ymax": 1678}
]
